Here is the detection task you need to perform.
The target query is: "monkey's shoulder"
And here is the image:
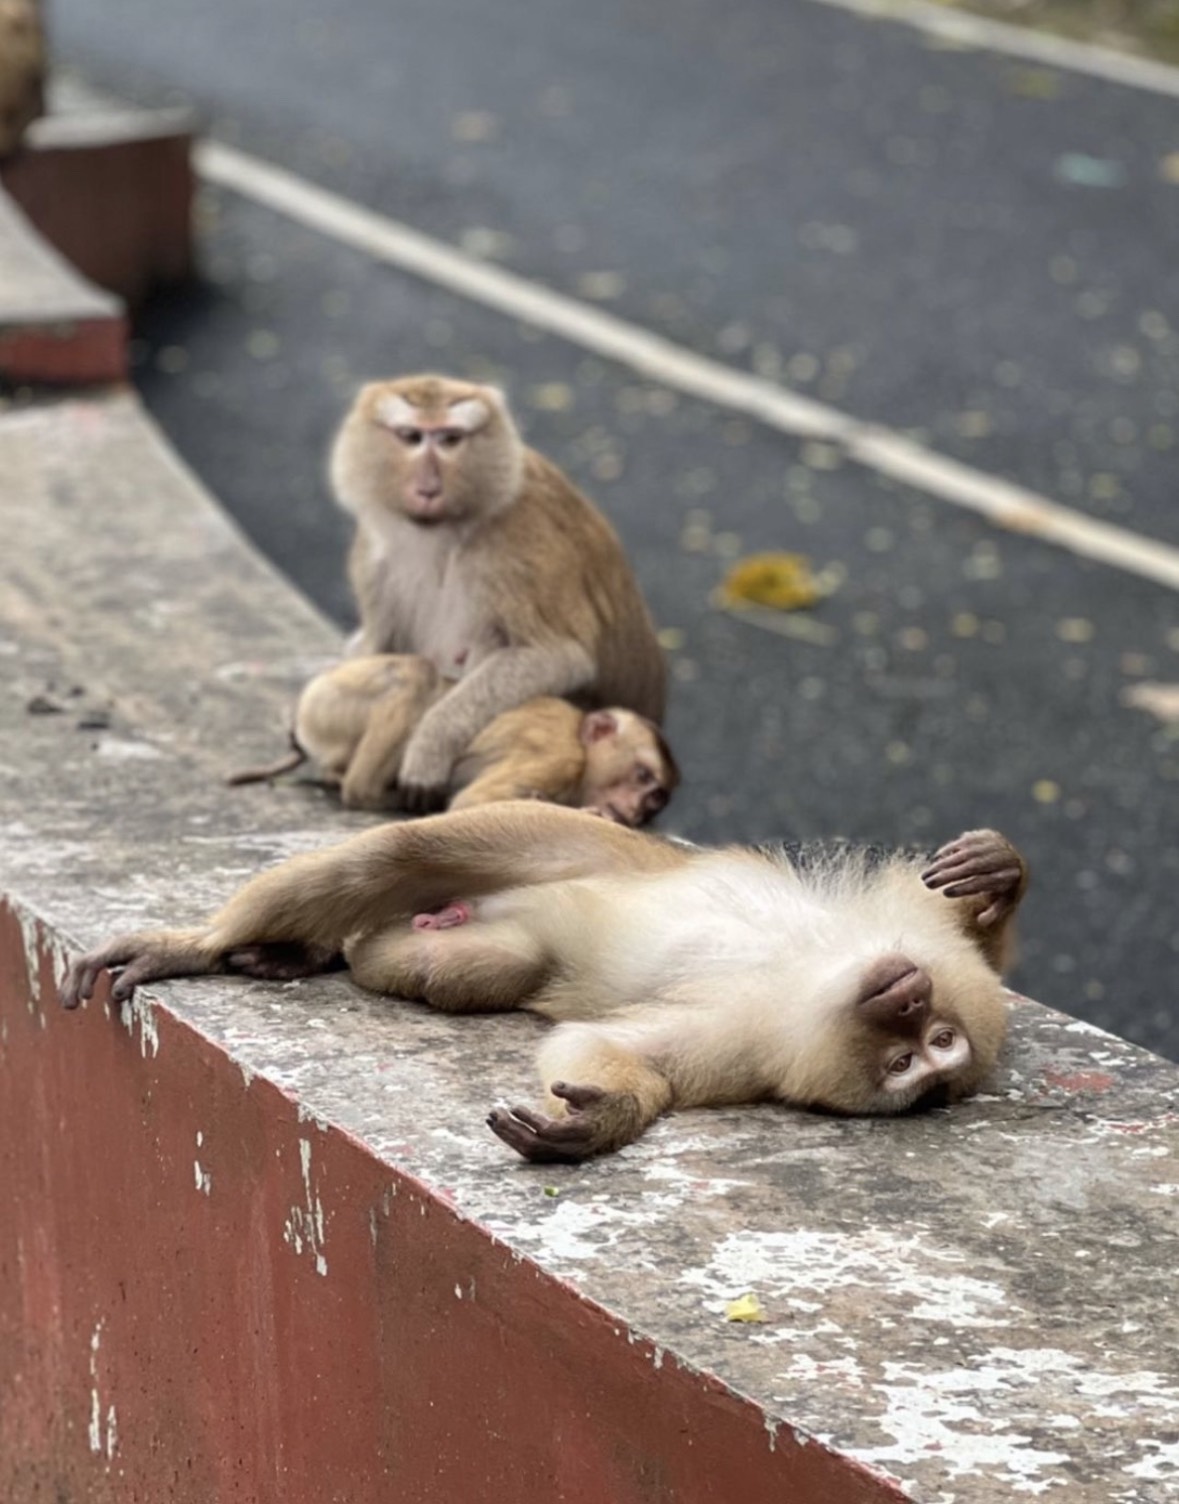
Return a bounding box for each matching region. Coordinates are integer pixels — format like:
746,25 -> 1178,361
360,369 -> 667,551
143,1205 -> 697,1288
510,451 -> 627,551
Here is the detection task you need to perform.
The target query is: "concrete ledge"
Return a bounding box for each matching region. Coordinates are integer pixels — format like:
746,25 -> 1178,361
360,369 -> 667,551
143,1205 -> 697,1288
0,191 -> 125,384
3,392 -> 1179,1501
1,89 -> 194,308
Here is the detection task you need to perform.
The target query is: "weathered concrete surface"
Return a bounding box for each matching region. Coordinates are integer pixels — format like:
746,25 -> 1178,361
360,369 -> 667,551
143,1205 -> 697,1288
1,82 -> 193,308
3,392 -> 1179,1501
0,190 -> 125,384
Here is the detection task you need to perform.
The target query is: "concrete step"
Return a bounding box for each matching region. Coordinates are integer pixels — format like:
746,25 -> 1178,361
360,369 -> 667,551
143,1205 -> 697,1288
2,391 -> 1177,1502
0,188 -> 124,384
2,78 -> 194,308
0,81 -> 194,385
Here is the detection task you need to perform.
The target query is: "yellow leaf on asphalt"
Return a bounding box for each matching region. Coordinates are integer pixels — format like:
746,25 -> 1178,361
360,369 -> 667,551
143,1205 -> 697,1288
719,552 -> 823,612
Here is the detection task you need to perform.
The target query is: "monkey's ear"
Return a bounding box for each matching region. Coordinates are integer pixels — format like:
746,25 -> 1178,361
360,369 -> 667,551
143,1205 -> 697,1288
580,710 -> 619,745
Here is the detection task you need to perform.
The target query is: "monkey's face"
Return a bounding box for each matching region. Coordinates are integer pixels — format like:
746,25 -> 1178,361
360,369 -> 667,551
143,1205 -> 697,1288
579,709 -> 678,827
794,949 -> 1006,1115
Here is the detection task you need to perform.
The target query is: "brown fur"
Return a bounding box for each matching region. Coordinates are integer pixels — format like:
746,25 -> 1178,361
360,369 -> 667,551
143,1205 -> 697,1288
329,376 -> 666,807
61,810 -> 1028,1161
231,654 -> 678,822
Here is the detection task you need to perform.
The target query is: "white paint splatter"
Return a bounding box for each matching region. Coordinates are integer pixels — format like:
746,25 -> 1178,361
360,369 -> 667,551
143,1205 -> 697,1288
95,738 -> 165,761
680,1228 -> 1014,1327
283,1137 -> 328,1276
1127,1438 -> 1179,1480
120,991 -> 160,1058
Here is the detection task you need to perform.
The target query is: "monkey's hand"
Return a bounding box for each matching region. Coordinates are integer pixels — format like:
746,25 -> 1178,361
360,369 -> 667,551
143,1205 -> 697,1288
487,1081 -> 642,1162
389,778 -> 450,816
921,829 -> 1027,928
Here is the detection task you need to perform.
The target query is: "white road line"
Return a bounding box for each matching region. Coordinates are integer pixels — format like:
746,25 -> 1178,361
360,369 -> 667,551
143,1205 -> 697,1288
803,0 -> 1179,101
198,139 -> 1179,594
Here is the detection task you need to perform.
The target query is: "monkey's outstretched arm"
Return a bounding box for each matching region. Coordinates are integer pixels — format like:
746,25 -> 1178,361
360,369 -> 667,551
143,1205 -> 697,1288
396,642 -> 595,811
60,803 -> 683,1011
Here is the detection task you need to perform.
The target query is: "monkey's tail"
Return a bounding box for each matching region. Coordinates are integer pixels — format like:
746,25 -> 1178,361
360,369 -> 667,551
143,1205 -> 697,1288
225,745 -> 308,787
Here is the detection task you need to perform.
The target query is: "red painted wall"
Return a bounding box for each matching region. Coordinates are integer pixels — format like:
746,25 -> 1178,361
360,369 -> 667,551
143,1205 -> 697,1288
0,900 -> 903,1504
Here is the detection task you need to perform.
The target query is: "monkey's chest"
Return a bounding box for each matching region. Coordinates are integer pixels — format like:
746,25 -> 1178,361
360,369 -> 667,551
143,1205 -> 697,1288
382,540 -> 484,676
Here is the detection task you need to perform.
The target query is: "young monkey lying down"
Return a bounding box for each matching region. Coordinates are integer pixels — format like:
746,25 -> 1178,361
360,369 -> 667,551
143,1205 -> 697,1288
60,804 -> 1028,1161
230,654 -> 678,827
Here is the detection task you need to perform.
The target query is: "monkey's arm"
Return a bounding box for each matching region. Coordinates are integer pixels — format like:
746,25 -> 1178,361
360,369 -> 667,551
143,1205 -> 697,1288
396,641 -> 595,811
922,829 -> 1029,972
60,803 -> 682,1011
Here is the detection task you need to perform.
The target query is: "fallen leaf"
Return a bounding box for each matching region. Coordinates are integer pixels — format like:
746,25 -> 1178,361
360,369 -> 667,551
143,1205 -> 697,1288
719,552 -> 823,612
1159,153 -> 1179,184
725,1292 -> 768,1324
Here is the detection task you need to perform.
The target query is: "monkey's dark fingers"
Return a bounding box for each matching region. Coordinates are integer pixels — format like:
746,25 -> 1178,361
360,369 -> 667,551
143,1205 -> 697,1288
60,941 -> 142,1010
937,867 -> 1024,900
921,850 -> 1019,887
486,1104 -> 599,1162
391,782 -> 449,816
60,955 -> 106,1010
550,1080 -> 606,1112
108,951 -> 184,1004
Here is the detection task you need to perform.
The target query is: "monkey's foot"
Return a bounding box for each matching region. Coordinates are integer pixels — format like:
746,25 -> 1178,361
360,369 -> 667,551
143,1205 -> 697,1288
486,1081 -> 639,1162
225,942 -> 345,981
922,829 -> 1026,927
412,901 -> 472,932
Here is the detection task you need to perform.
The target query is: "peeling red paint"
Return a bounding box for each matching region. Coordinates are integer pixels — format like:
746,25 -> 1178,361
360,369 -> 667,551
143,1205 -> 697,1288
1041,1069 -> 1116,1093
0,317 -> 127,384
0,901 -> 907,1504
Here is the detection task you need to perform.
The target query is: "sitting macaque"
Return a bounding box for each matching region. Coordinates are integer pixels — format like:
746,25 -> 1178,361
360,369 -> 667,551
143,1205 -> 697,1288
61,807 -> 1028,1162
229,654 -> 678,826
0,0 -> 45,158
330,374 -> 667,811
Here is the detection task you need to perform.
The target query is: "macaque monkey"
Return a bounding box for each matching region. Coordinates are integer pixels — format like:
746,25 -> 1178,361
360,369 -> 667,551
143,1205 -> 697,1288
229,654 -> 678,825
330,375 -> 666,811
61,807 -> 1027,1162
0,0 -> 45,158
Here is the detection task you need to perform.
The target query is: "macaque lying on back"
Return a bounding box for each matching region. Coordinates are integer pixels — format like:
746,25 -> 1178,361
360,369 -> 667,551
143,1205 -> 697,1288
61,806 -> 1028,1161
230,654 -> 678,827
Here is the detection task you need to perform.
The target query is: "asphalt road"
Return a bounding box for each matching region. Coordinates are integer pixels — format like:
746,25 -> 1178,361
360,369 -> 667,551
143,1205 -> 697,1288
51,0 -> 1179,1055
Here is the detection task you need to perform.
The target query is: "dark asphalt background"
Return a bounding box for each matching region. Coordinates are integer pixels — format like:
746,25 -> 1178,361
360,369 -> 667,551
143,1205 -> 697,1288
50,0 -> 1179,1055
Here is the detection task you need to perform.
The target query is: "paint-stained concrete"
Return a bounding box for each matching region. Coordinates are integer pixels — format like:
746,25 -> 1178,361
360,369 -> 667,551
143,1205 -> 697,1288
2,392 -> 1179,1501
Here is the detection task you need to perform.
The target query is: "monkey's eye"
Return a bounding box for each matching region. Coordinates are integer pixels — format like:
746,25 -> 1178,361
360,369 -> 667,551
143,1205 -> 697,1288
930,1028 -> 956,1050
394,427 -> 424,447
888,1053 -> 914,1075
437,431 -> 464,450
635,765 -> 656,788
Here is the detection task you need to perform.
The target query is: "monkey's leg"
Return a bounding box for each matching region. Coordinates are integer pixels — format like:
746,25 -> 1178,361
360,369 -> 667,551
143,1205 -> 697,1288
61,803 -> 681,1011
338,661 -> 444,810
487,1028 -> 675,1162
223,942 -> 346,982
346,919 -> 549,1013
921,829 -> 1029,970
